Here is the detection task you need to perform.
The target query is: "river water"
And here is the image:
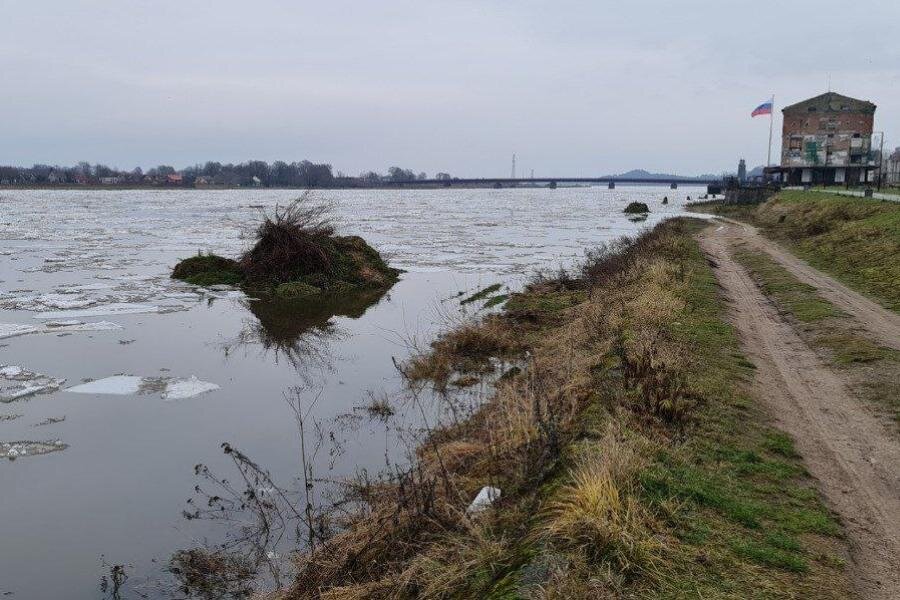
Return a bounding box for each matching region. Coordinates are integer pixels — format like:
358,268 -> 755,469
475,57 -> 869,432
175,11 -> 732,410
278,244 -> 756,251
0,186 -> 702,598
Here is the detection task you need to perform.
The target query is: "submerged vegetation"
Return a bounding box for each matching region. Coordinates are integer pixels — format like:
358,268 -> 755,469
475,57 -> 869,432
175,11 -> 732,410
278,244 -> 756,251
171,196 -> 400,298
688,190 -> 900,311
280,218 -> 850,598
623,201 -> 650,214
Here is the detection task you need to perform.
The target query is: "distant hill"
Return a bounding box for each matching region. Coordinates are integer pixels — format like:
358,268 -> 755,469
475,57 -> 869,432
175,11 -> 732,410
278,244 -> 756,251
747,166 -> 765,178
606,169 -> 719,180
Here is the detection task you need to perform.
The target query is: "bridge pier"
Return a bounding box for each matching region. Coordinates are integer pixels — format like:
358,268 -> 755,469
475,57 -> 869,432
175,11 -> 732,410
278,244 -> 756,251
670,182 -> 678,189
608,181 -> 615,189
548,181 -> 557,189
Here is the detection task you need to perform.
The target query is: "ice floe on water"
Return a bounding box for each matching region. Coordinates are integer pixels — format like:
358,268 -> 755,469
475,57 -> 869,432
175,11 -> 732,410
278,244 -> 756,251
162,376 -> 220,400
0,320 -> 122,340
33,302 -> 160,320
33,293 -> 97,310
1,440 -> 68,460
67,375 -> 220,400
0,365 -> 65,403
0,323 -> 39,339
66,375 -> 143,395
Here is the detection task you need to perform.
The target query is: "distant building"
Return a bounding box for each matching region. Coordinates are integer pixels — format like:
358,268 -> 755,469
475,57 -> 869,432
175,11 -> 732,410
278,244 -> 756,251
886,147 -> 900,186
99,176 -> 122,185
166,174 -> 184,185
737,159 -> 747,183
776,92 -> 877,186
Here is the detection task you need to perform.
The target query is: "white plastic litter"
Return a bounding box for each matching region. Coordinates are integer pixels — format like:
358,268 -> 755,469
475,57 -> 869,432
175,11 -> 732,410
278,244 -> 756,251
466,486 -> 501,515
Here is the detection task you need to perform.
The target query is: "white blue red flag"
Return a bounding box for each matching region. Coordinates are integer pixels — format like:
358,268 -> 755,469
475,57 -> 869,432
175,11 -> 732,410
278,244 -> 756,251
751,99 -> 773,117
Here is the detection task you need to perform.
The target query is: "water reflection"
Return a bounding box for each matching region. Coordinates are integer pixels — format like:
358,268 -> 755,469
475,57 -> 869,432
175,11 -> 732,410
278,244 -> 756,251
231,286 -> 393,375
168,289 -> 395,598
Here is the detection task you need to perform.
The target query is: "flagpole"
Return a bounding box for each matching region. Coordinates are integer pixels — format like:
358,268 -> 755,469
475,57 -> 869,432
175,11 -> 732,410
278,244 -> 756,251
767,95 -> 775,168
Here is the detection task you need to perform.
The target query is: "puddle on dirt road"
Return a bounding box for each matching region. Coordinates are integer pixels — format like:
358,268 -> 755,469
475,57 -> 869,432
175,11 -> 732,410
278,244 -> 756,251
0,186 -> 702,598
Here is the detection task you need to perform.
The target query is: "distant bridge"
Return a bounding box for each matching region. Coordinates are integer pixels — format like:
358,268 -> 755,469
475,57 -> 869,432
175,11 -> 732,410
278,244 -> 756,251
391,177 -> 721,189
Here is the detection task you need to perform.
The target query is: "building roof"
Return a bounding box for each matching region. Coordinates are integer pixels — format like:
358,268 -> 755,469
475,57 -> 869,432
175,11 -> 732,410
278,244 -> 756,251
782,92 -> 876,115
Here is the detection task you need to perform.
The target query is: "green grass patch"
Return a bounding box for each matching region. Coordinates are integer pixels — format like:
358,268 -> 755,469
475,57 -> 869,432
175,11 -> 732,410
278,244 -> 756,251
631,225 -> 846,593
504,288 -> 586,316
461,283 -> 503,304
733,249 -> 840,323
482,294 -> 509,309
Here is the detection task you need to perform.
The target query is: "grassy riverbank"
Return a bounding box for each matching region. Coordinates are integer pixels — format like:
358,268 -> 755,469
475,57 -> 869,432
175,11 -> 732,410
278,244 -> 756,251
284,219 -> 850,598
687,190 -> 900,312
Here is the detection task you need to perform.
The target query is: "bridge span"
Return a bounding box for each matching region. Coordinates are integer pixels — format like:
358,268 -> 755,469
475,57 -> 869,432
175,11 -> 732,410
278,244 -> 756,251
393,176 -> 721,189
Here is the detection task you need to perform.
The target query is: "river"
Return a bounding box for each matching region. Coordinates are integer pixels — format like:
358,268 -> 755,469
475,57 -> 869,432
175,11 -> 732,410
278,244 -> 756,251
0,186 -> 702,598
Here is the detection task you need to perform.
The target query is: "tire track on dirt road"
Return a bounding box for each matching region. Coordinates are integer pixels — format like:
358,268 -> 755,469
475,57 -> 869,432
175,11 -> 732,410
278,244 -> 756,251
715,218 -> 900,352
699,225 -> 900,600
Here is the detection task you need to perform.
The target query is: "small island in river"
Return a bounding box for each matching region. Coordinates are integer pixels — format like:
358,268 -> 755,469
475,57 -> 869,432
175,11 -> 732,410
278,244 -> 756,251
171,197 -> 400,300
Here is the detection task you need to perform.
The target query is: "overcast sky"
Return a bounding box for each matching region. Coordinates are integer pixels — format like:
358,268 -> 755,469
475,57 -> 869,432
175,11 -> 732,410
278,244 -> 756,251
2,0 -> 897,177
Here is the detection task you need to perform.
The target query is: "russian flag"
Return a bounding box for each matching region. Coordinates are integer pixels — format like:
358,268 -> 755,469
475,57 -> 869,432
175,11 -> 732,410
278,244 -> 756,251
752,99 -> 773,118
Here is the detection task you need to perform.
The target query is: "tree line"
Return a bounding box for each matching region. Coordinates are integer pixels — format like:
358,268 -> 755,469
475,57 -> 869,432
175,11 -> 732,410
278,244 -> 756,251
0,161 -> 453,187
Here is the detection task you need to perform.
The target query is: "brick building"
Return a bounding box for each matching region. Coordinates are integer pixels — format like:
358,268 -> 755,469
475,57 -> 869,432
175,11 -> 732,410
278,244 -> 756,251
776,92 -> 877,186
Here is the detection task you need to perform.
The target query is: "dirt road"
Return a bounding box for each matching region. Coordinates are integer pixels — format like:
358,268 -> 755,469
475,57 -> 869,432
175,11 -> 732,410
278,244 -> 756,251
718,217 -> 900,351
699,222 -> 900,600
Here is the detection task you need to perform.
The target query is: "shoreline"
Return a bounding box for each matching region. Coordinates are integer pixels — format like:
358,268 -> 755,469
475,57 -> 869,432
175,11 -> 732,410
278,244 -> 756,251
277,211 -> 861,598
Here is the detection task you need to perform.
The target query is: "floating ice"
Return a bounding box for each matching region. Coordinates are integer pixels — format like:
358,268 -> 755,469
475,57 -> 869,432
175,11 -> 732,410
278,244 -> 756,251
0,365 -> 65,403
1,440 -> 68,460
43,319 -> 84,327
33,303 -> 160,320
66,375 -> 219,400
162,376 -> 220,400
67,376 -> 144,395
46,321 -> 122,333
0,324 -> 39,340
34,294 -> 97,310
0,320 -> 122,339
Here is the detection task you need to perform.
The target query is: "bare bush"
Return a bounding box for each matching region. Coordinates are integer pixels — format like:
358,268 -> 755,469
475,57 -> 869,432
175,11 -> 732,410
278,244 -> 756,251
240,194 -> 336,283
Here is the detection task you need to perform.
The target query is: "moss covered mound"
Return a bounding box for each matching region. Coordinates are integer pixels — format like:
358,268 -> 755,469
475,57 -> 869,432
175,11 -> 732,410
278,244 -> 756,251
171,200 -> 399,297
624,201 -> 650,214
170,254 -> 243,286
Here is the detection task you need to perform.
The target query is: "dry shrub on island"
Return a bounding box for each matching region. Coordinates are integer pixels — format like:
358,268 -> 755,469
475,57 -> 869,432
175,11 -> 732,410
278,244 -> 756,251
240,197 -> 336,284
172,194 -> 399,293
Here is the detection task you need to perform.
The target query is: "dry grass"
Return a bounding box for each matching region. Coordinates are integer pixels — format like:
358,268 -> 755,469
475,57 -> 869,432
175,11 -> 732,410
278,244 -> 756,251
405,316 -> 524,386
240,196 -> 335,284
537,426 -> 667,581
282,218 -> 849,599
282,221 -> 703,598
